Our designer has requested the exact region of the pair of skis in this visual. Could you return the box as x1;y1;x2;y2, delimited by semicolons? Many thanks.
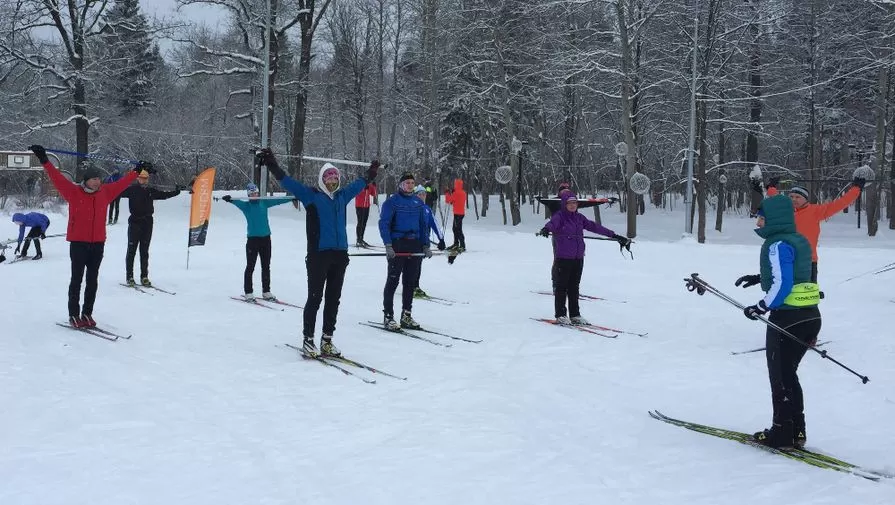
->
55;322;132;341
230;296;302;311
284;343;406;384
359;320;482;346
413;293;467;306
650;410;893;481
533;318;648;338
121;283;176;295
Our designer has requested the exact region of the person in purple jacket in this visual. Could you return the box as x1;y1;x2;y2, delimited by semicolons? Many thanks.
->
12;212;51;260
537;193;631;325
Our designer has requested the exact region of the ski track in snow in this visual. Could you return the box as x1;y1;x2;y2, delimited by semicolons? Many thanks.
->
1;194;893;504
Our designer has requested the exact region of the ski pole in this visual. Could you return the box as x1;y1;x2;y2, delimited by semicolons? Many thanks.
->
43;148;142;166
839;261;895;284
685;273;870;384
349;250;460;264
731;340;831;356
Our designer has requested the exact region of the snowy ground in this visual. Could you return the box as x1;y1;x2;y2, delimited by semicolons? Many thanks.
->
2;191;894;504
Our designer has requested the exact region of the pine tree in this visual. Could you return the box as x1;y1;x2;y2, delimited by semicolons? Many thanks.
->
99;0;163;115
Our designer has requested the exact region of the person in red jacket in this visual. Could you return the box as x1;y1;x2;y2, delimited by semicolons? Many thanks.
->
30;144;143;328
354;180;377;247
444;178;467;251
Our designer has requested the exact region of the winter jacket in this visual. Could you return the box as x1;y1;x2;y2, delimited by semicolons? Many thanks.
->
755;195;815;310
120;185;180;220
354;183;377;209
227;197;293;237
279;166;367;253
379;190;430;246
766;185;861;261
43;161;137;243
543;192;615;259
422;205;444;241
13;212;50;245
444;179;467;216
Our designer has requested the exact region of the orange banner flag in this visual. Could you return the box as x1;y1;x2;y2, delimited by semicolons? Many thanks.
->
188;167;216;247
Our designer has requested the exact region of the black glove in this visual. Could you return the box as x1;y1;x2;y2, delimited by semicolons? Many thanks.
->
612;233;632;248
735;274;761;288
366;160;380;181
852;177;866;190
258;148;286;180
222;195;232;202
767;176;780;189
536;227;550;238
437;239;446;251
385;244;396;259
749;178;763;194
685;277;706;295
743;301;769;320
39;233;46;240
14;245;20;254
29;145;49;164
423;246;433;258
0;254;5;264
136;161;156;174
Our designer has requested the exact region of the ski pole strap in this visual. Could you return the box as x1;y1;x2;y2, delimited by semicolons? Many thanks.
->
782;283;821;307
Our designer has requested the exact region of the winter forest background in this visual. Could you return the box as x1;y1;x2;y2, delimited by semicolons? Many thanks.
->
2;0;895;241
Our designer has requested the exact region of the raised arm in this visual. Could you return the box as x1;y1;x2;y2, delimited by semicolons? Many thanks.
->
816;185;861;220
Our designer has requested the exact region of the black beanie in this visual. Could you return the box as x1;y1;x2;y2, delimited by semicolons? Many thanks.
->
81;167;102;182
399;172;415;183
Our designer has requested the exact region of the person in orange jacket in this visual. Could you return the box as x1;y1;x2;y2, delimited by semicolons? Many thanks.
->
756;176;864;282
444;178;467;251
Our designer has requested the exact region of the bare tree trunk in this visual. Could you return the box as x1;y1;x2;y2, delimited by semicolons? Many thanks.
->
746;0;763;216
715;109;726;232
493;31;521;225
868;66;888;236
615;0;638;238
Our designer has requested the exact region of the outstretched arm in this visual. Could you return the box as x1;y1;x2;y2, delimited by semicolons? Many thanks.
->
105;171;139;199
262;197;295;208
583;217;615;238
816;186;861;220
150;188;181;200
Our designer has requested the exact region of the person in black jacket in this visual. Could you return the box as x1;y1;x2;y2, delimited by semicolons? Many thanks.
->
120;168;181;286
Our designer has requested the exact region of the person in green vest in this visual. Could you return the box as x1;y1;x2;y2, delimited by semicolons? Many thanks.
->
734;194;822;449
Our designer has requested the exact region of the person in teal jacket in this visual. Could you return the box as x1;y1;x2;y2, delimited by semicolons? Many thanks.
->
260;148;379;358
222;183;293;302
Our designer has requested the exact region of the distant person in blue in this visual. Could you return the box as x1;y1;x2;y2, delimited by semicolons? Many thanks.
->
104;169;124;224
379;172;431;331
222;182;293;303
412;184;446;298
12;212;50;260
260;148;379;358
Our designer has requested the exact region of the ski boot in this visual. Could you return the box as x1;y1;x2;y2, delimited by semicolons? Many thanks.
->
400;310;421;330
320;335;341;358
141;277;152;287
32;253;42;260
302;335;318;357
413;287;428;298
383;313;400;331
126;277;137;287
570;315;589;325
262;292;277;302
555;315;572;325
752;423;795;449
80;314;97;328
243;293;256;302
69;315;85;329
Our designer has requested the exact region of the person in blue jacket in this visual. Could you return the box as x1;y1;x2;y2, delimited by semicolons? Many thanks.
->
104;170;124;224
12;212;50;260
379;172;431;331
260;148;379;358
413;184;446;298
222;183;293;302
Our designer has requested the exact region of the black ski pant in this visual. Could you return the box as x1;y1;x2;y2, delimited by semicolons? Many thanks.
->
765;306;822;437
108;196;121;223
451;214;466;249
20;227;44;256
383;239;423;317
69;242;104;317
356;207;370;242
554;258;584;318
244;236;272;294
304;250;349;337
126;217;153;280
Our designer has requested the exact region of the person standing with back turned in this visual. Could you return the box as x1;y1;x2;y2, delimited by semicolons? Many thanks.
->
444;178;467;251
